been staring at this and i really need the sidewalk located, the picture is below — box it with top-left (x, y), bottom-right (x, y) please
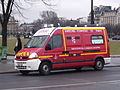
top-left (0, 56), bottom-right (16, 74)
top-left (0, 55), bottom-right (120, 74)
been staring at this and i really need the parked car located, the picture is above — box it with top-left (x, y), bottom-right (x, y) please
top-left (24, 34), bottom-right (32, 39)
top-left (112, 35), bottom-right (120, 40)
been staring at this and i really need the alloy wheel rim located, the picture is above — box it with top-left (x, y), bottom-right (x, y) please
top-left (43, 65), bottom-right (49, 72)
top-left (97, 61), bottom-right (102, 68)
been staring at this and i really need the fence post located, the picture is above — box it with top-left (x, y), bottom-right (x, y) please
top-left (0, 47), bottom-right (2, 61)
top-left (0, 46), bottom-right (7, 60)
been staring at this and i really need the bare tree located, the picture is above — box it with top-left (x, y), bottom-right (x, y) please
top-left (102, 24), bottom-right (120, 38)
top-left (40, 11), bottom-right (59, 27)
top-left (0, 0), bottom-right (53, 47)
top-left (0, 0), bottom-right (14, 47)
top-left (32, 19), bottom-right (42, 32)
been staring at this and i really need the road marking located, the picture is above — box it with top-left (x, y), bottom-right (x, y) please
top-left (3, 80), bottom-right (120, 90)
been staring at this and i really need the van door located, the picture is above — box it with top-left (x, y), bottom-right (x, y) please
top-left (63, 30), bottom-right (84, 67)
top-left (44, 35), bottom-right (65, 69)
top-left (83, 33), bottom-right (105, 66)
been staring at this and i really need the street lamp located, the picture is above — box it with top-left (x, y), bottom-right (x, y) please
top-left (91, 0), bottom-right (94, 24)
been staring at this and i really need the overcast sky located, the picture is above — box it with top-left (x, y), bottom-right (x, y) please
top-left (15, 0), bottom-right (119, 23)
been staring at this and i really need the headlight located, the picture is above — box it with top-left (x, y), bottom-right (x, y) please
top-left (29, 53), bottom-right (38, 58)
top-left (14, 55), bottom-right (16, 59)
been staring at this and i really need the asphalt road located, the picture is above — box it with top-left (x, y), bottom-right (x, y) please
top-left (1, 66), bottom-right (120, 90)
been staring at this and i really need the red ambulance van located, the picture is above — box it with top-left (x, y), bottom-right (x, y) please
top-left (14, 27), bottom-right (111, 75)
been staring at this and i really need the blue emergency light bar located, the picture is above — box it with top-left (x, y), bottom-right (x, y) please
top-left (84, 24), bottom-right (99, 27)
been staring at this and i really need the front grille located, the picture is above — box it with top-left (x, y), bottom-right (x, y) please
top-left (22, 57), bottom-right (28, 59)
top-left (16, 66), bottom-right (27, 69)
top-left (17, 62), bottom-right (26, 64)
top-left (16, 57), bottom-right (28, 59)
top-left (16, 62), bottom-right (27, 69)
top-left (16, 57), bottom-right (20, 59)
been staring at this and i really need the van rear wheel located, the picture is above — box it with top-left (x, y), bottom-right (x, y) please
top-left (93, 59), bottom-right (104, 71)
top-left (39, 62), bottom-right (51, 75)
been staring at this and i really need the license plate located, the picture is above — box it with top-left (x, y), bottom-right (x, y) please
top-left (17, 63), bottom-right (25, 66)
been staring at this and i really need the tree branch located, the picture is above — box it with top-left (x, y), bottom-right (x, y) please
top-left (0, 15), bottom-right (3, 25)
top-left (41, 0), bottom-right (53, 6)
top-left (14, 2), bottom-right (28, 19)
top-left (7, 0), bottom-right (14, 22)
top-left (1, 0), bottom-right (5, 19)
top-left (6, 0), bottom-right (13, 16)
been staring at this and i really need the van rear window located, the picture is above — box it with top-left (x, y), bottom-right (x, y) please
top-left (91, 35), bottom-right (104, 45)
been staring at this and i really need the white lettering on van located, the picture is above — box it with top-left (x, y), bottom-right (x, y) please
top-left (65, 30), bottom-right (103, 33)
top-left (95, 30), bottom-right (102, 32)
top-left (71, 47), bottom-right (100, 50)
top-left (77, 30), bottom-right (88, 32)
top-left (40, 30), bottom-right (49, 33)
top-left (65, 30), bottom-right (76, 32)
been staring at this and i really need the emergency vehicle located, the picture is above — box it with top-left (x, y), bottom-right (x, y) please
top-left (14, 27), bottom-right (111, 75)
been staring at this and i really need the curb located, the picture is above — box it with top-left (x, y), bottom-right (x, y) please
top-left (0, 71), bottom-right (18, 74)
top-left (105, 65), bottom-right (120, 68)
top-left (110, 55), bottom-right (120, 58)
top-left (110, 56), bottom-right (120, 58)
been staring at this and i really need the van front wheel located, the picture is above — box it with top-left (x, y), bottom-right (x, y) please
top-left (93, 59), bottom-right (104, 71)
top-left (39, 62), bottom-right (51, 75)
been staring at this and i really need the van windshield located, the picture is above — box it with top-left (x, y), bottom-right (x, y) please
top-left (25, 35), bottom-right (49, 48)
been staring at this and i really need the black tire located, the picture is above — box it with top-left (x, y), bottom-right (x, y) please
top-left (20, 71), bottom-right (29, 75)
top-left (93, 59), bottom-right (104, 71)
top-left (39, 62), bottom-right (51, 75)
top-left (75, 67), bottom-right (83, 71)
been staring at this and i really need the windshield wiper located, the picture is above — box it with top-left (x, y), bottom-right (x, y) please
top-left (30, 46), bottom-right (38, 48)
top-left (25, 46), bottom-right (38, 48)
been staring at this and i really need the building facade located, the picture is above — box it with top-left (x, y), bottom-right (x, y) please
top-left (7, 16), bottom-right (19, 35)
top-left (18, 23), bottom-right (34, 35)
top-left (88, 5), bottom-right (120, 25)
top-left (100, 11), bottom-right (117, 25)
top-left (0, 15), bottom-right (19, 35)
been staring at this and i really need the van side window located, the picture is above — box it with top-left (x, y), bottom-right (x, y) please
top-left (67, 37), bottom-right (72, 39)
top-left (66, 37), bottom-right (80, 39)
top-left (47, 35), bottom-right (62, 50)
top-left (91, 35), bottom-right (104, 45)
top-left (75, 37), bottom-right (80, 39)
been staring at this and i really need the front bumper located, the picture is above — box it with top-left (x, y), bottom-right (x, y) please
top-left (14, 59), bottom-right (41, 71)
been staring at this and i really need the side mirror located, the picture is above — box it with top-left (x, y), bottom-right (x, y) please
top-left (24, 44), bottom-right (27, 48)
top-left (45, 44), bottom-right (51, 50)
